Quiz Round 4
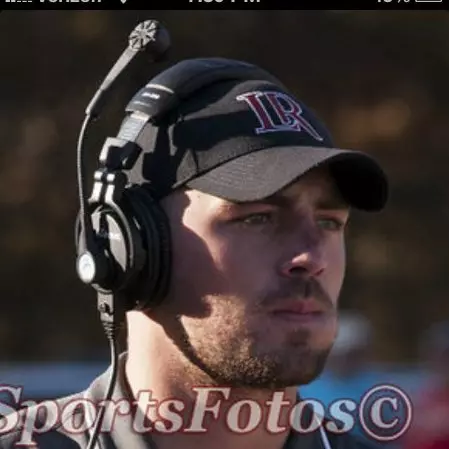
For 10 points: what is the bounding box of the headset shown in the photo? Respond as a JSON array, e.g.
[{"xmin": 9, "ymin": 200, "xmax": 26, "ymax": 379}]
[{"xmin": 74, "ymin": 19, "xmax": 332, "ymax": 449}]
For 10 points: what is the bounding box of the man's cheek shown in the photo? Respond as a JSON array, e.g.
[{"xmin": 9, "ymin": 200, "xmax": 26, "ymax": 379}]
[
  {"xmin": 326, "ymin": 248, "xmax": 346, "ymax": 298},
  {"xmin": 221, "ymin": 243, "xmax": 273, "ymax": 281}
]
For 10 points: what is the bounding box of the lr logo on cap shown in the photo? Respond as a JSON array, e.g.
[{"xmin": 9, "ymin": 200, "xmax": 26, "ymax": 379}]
[{"xmin": 237, "ymin": 90, "xmax": 324, "ymax": 142}]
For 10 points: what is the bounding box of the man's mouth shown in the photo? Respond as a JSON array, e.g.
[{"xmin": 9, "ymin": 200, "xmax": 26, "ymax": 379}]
[{"xmin": 269, "ymin": 300, "xmax": 328, "ymax": 323}]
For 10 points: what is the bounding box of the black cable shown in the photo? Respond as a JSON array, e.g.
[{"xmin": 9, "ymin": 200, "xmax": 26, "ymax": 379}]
[
  {"xmin": 86, "ymin": 320, "xmax": 120, "ymax": 449},
  {"xmin": 76, "ymin": 114, "xmax": 95, "ymax": 253}
]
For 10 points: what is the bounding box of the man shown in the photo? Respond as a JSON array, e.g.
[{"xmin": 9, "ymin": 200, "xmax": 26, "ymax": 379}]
[{"xmin": 0, "ymin": 56, "xmax": 388, "ymax": 449}]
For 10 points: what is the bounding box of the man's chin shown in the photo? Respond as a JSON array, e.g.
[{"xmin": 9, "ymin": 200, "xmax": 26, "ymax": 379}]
[
  {"xmin": 242, "ymin": 352, "xmax": 330, "ymax": 390},
  {"xmin": 270, "ymin": 367, "xmax": 327, "ymax": 389},
  {"xmin": 282, "ymin": 348, "xmax": 331, "ymax": 387}
]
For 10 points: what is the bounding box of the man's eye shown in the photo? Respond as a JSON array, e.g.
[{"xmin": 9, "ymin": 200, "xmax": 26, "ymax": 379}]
[
  {"xmin": 239, "ymin": 212, "xmax": 273, "ymax": 226},
  {"xmin": 317, "ymin": 218, "xmax": 345, "ymax": 231}
]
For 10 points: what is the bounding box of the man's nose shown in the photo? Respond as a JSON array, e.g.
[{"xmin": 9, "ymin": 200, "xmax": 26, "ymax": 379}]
[{"xmin": 279, "ymin": 233, "xmax": 327, "ymax": 278}]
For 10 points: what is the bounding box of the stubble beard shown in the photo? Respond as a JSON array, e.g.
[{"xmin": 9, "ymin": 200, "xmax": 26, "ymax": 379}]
[{"xmin": 172, "ymin": 316, "xmax": 333, "ymax": 390}]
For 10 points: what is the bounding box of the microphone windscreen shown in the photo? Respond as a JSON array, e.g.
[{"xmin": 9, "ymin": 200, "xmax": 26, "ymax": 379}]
[{"xmin": 128, "ymin": 20, "xmax": 171, "ymax": 61}]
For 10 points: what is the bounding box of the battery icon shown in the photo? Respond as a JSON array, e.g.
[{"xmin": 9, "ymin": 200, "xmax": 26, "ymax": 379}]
[{"xmin": 414, "ymin": 0, "xmax": 442, "ymax": 2}]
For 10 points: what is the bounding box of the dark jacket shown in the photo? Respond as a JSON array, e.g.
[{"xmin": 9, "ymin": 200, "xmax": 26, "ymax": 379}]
[{"xmin": 0, "ymin": 354, "xmax": 382, "ymax": 449}]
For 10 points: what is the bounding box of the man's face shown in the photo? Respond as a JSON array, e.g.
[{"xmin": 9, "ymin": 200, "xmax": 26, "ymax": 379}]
[{"xmin": 157, "ymin": 166, "xmax": 349, "ymax": 389}]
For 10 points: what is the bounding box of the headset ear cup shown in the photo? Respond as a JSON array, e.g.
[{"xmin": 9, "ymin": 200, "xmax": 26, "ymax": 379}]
[
  {"xmin": 111, "ymin": 192, "xmax": 147, "ymax": 291},
  {"xmin": 74, "ymin": 197, "xmax": 145, "ymax": 294},
  {"xmin": 117, "ymin": 190, "xmax": 157, "ymax": 309},
  {"xmin": 144, "ymin": 190, "xmax": 171, "ymax": 303},
  {"xmin": 123, "ymin": 187, "xmax": 171, "ymax": 310},
  {"xmin": 74, "ymin": 185, "xmax": 171, "ymax": 310}
]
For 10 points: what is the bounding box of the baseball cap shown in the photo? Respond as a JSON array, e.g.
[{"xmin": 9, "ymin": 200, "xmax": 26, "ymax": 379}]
[{"xmin": 125, "ymin": 71, "xmax": 388, "ymax": 211}]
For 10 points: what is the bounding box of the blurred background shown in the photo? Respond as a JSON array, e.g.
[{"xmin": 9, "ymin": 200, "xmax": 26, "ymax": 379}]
[{"xmin": 1, "ymin": 10, "xmax": 449, "ymax": 448}]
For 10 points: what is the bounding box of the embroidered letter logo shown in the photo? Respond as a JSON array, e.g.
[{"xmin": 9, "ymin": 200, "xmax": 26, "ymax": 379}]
[{"xmin": 236, "ymin": 91, "xmax": 324, "ymax": 142}]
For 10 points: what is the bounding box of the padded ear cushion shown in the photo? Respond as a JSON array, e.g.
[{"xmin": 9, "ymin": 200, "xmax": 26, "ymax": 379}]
[
  {"xmin": 121, "ymin": 186, "xmax": 172, "ymax": 310},
  {"xmin": 139, "ymin": 188, "xmax": 172, "ymax": 304}
]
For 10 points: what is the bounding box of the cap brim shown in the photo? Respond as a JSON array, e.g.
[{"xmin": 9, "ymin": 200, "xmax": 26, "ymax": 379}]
[{"xmin": 186, "ymin": 146, "xmax": 388, "ymax": 211}]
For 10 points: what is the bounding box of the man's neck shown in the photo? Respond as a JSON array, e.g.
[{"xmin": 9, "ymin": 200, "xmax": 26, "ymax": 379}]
[{"xmin": 125, "ymin": 346, "xmax": 300, "ymax": 449}]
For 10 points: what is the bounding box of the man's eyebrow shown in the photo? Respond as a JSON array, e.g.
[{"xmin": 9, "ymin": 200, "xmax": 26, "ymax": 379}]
[
  {"xmin": 213, "ymin": 194, "xmax": 290, "ymax": 214},
  {"xmin": 255, "ymin": 192, "xmax": 349, "ymax": 210},
  {"xmin": 251, "ymin": 193, "xmax": 292, "ymax": 208},
  {"xmin": 216, "ymin": 191, "xmax": 349, "ymax": 211}
]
